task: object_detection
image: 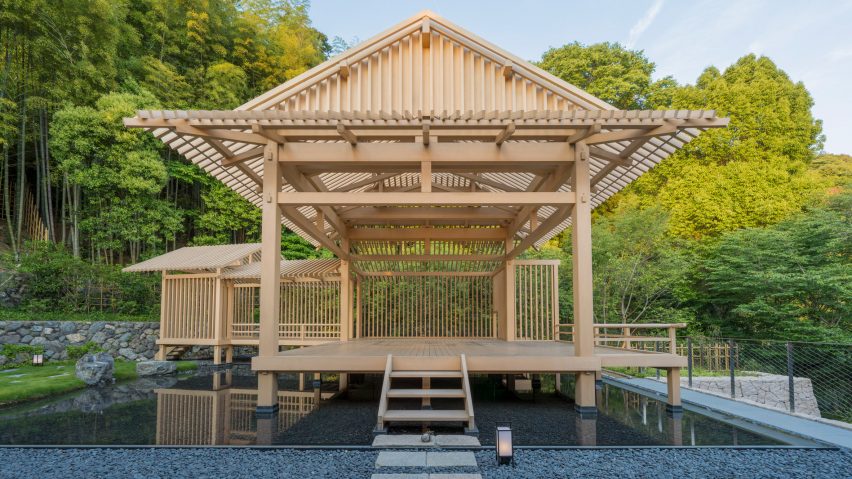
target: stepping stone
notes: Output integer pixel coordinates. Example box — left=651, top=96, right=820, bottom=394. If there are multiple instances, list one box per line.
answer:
left=0, top=369, right=19, bottom=374
left=373, top=435, right=434, bottom=448
left=375, top=451, right=427, bottom=467
left=434, top=435, right=480, bottom=447
left=426, top=451, right=478, bottom=467
left=370, top=475, right=428, bottom=479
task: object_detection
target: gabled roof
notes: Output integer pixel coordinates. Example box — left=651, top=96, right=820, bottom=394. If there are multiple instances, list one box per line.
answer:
left=125, top=11, right=727, bottom=253
left=122, top=244, right=262, bottom=272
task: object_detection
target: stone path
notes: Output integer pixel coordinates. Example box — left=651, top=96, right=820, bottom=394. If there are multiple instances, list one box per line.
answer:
left=607, top=376, right=852, bottom=449
left=370, top=435, right=482, bottom=479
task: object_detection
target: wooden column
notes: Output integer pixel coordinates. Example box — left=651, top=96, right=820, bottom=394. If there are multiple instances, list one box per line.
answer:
left=339, top=239, right=351, bottom=341
left=504, top=237, right=516, bottom=342
left=571, top=141, right=596, bottom=412
left=213, top=268, right=224, bottom=365
left=666, top=367, right=682, bottom=414
left=257, top=141, right=282, bottom=413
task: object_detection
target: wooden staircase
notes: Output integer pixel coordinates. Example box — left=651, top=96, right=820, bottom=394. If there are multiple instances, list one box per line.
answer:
left=164, top=346, right=190, bottom=360
left=376, top=354, right=476, bottom=434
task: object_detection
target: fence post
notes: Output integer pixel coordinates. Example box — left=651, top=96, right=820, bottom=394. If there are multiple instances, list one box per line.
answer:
left=655, top=341, right=661, bottom=381
left=729, top=339, right=736, bottom=398
left=687, top=337, right=693, bottom=388
left=787, top=341, right=795, bottom=413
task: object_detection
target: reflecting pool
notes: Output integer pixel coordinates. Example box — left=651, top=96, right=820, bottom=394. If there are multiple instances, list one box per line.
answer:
left=0, top=368, right=811, bottom=446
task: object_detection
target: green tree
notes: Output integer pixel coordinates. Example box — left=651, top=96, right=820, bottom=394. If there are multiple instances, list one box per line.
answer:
left=623, top=55, right=825, bottom=238
left=537, top=41, right=676, bottom=109
left=693, top=190, right=851, bottom=341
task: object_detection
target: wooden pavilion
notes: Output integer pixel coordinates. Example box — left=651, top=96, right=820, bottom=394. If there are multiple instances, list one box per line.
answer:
left=124, top=11, right=727, bottom=432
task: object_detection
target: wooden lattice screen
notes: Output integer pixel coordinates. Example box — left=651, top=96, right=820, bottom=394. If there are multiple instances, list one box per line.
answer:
left=230, top=281, right=340, bottom=341
left=514, top=260, right=559, bottom=340
left=161, top=274, right=217, bottom=341
left=359, top=275, right=493, bottom=338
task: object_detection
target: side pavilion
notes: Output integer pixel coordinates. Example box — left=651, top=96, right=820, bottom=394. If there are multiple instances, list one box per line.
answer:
left=124, top=11, right=727, bottom=431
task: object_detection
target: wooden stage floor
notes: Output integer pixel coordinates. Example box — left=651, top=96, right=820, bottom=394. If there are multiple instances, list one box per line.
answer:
left=251, top=338, right=686, bottom=373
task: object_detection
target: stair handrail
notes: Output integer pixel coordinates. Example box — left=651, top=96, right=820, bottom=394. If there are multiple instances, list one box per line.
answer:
left=377, top=354, right=393, bottom=429
left=459, top=354, right=475, bottom=430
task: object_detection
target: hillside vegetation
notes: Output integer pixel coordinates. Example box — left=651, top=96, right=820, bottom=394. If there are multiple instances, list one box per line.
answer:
left=0, top=2, right=849, bottom=341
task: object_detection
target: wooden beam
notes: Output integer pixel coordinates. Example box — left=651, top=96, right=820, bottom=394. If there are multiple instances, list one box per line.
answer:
left=338, top=206, right=515, bottom=221
left=584, top=121, right=678, bottom=145
left=337, top=124, right=358, bottom=145
left=502, top=61, right=513, bottom=78
left=359, top=271, right=493, bottom=277
left=277, top=142, right=574, bottom=169
left=454, top=173, right=522, bottom=192
left=421, top=19, right=431, bottom=48
left=338, top=60, right=350, bottom=79
left=279, top=205, right=347, bottom=259
left=351, top=254, right=503, bottom=261
left=348, top=227, right=506, bottom=241
left=280, top=164, right=348, bottom=240
left=506, top=205, right=571, bottom=260
left=567, top=124, right=601, bottom=143
left=422, top=123, right=430, bottom=146
left=277, top=191, right=576, bottom=207
left=221, top=146, right=264, bottom=167
left=330, top=173, right=399, bottom=192
left=495, top=122, right=516, bottom=146
left=174, top=124, right=266, bottom=144
left=252, top=124, right=287, bottom=144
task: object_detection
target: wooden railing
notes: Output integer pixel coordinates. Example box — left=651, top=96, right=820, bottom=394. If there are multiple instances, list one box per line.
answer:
left=359, top=275, right=493, bottom=338
left=514, top=260, right=559, bottom=341
left=228, top=281, right=341, bottom=342
left=557, top=322, right=687, bottom=353
left=161, top=273, right=218, bottom=342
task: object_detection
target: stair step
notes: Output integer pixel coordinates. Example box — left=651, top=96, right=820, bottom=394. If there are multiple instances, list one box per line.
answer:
left=390, top=371, right=463, bottom=379
left=387, top=388, right=465, bottom=398
left=382, top=409, right=470, bottom=422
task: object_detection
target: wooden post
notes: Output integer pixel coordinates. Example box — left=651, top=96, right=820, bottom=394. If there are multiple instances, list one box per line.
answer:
left=505, top=237, right=516, bottom=341
left=571, top=142, right=596, bottom=413
left=257, top=141, right=282, bottom=414
left=666, top=367, right=682, bottom=415
left=339, top=251, right=351, bottom=341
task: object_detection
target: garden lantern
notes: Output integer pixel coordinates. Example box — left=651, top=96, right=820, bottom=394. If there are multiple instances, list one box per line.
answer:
left=495, top=424, right=513, bottom=465
left=32, top=353, right=44, bottom=366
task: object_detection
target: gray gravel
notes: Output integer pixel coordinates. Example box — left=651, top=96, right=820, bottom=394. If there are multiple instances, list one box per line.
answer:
left=1, top=447, right=850, bottom=479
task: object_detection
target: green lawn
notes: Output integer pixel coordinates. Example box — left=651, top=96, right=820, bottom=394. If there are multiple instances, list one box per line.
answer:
left=0, top=360, right=197, bottom=406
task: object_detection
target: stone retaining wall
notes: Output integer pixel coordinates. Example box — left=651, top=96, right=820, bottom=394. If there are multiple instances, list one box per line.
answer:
left=684, top=373, right=821, bottom=417
left=0, top=321, right=161, bottom=364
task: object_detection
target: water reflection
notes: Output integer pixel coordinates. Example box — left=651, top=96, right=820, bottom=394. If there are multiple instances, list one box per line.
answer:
left=0, top=371, right=795, bottom=447
left=155, top=371, right=334, bottom=446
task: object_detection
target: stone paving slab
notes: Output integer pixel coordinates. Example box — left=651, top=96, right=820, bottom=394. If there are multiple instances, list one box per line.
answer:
left=372, top=435, right=481, bottom=448
left=375, top=451, right=427, bottom=468
left=430, top=475, right=482, bottom=479
left=425, top=451, right=478, bottom=467
left=435, top=435, right=481, bottom=447
left=373, top=435, right=434, bottom=447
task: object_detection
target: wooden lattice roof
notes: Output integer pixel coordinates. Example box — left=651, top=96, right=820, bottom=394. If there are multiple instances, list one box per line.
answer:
left=122, top=244, right=262, bottom=272
left=221, top=258, right=341, bottom=279
left=124, top=11, right=727, bottom=257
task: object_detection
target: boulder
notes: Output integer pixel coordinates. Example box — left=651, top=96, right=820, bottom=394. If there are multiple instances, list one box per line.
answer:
left=75, top=352, right=114, bottom=386
left=136, top=360, right=177, bottom=377
left=118, top=347, right=137, bottom=360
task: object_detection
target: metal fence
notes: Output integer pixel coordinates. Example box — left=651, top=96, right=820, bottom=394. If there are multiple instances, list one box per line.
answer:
left=680, top=337, right=852, bottom=423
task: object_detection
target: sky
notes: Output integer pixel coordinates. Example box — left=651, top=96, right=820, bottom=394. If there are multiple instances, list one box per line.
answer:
left=309, top=0, right=852, bottom=154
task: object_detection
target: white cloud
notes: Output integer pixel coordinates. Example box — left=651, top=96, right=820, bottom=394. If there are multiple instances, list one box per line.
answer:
left=626, top=0, right=665, bottom=49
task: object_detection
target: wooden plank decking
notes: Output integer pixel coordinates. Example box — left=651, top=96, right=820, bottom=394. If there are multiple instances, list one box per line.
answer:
left=251, top=338, right=686, bottom=373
